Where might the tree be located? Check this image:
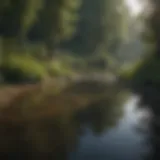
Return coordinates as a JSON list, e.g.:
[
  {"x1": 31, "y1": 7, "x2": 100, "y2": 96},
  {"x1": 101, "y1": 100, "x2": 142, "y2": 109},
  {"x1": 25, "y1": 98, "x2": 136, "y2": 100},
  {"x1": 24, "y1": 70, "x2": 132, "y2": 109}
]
[
  {"x1": 64, "y1": 0, "x2": 129, "y2": 56},
  {"x1": 19, "y1": 0, "x2": 44, "y2": 41},
  {"x1": 102, "y1": 0, "x2": 129, "y2": 53},
  {"x1": 28, "y1": 0, "x2": 82, "y2": 57},
  {"x1": 0, "y1": 0, "x2": 81, "y2": 57}
]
